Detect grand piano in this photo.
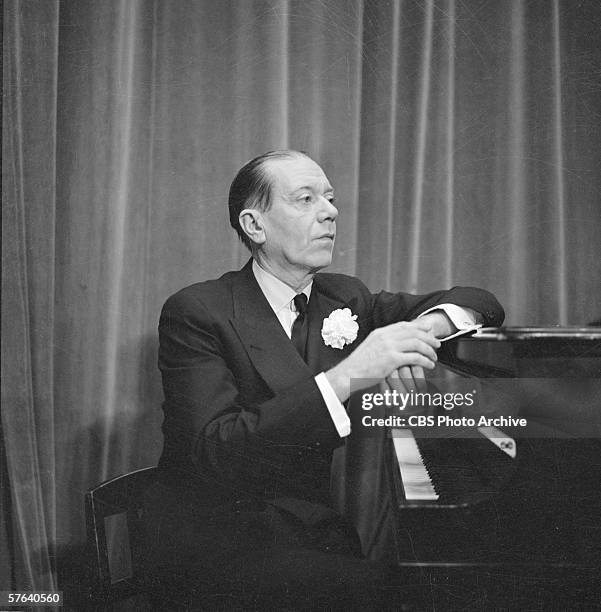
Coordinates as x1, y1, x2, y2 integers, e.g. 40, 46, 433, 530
387, 327, 601, 608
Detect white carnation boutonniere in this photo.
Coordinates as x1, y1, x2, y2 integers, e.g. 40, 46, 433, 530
321, 308, 359, 349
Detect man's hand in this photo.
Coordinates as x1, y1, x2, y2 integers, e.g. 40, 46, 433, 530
324, 320, 440, 403
416, 311, 455, 339
386, 364, 428, 395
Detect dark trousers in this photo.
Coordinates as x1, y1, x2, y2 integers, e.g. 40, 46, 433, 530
142, 482, 411, 611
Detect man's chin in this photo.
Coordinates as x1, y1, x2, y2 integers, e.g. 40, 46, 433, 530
308, 253, 333, 271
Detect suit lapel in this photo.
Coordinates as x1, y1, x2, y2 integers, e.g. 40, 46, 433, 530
230, 261, 312, 394
230, 262, 361, 393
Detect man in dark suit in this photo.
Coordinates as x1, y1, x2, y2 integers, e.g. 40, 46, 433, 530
144, 150, 504, 610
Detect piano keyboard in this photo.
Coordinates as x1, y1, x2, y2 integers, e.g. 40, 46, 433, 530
391, 429, 439, 500
391, 427, 516, 503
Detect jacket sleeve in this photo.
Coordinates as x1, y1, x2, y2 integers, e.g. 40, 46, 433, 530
158, 290, 342, 497
365, 285, 505, 329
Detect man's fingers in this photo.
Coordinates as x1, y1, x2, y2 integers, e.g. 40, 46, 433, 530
397, 339, 438, 363
410, 365, 427, 393
347, 322, 440, 385
385, 370, 410, 396
395, 365, 427, 393
385, 323, 441, 349
397, 366, 416, 392
395, 353, 436, 370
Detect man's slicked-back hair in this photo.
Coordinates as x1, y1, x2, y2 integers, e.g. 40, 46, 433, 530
228, 149, 310, 250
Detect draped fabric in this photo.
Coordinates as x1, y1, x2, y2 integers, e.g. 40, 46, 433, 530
3, 0, 60, 590
3, 0, 601, 591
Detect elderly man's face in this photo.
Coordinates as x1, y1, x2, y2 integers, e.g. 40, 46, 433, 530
259, 156, 338, 276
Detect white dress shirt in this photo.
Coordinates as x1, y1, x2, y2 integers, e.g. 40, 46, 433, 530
252, 260, 480, 438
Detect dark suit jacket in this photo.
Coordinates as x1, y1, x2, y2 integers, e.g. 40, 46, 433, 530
156, 259, 504, 526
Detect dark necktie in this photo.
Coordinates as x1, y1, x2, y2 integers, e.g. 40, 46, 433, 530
291, 293, 309, 360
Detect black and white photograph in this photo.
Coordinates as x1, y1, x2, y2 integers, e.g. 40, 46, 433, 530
3, 0, 601, 609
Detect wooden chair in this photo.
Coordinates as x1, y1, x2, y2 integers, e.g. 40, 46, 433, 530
85, 466, 158, 608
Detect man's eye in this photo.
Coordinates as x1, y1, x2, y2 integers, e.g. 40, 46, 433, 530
327, 196, 336, 204
302, 195, 312, 203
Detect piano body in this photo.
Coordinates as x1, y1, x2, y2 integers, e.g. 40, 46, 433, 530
387, 328, 601, 608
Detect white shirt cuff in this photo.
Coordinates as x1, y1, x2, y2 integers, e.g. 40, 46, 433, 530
418, 303, 482, 341
314, 372, 351, 438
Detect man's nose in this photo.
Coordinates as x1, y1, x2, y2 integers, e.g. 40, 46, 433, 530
317, 196, 338, 222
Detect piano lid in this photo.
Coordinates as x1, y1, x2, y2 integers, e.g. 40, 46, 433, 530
440, 326, 601, 377
475, 326, 601, 342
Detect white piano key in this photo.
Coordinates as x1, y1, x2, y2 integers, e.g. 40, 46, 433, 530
392, 429, 439, 500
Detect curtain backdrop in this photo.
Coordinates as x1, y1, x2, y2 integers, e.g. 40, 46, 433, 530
3, 0, 601, 592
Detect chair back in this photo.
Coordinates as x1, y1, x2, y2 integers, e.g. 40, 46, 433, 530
85, 466, 158, 605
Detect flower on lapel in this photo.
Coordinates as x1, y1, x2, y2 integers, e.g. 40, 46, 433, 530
321, 308, 359, 349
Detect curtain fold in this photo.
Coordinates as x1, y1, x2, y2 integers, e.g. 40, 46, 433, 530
2, 0, 59, 591
3, 0, 601, 590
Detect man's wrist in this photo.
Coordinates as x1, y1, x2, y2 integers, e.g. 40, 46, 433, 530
324, 363, 351, 403
417, 304, 483, 339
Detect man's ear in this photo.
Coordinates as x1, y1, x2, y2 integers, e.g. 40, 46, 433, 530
238, 209, 266, 246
